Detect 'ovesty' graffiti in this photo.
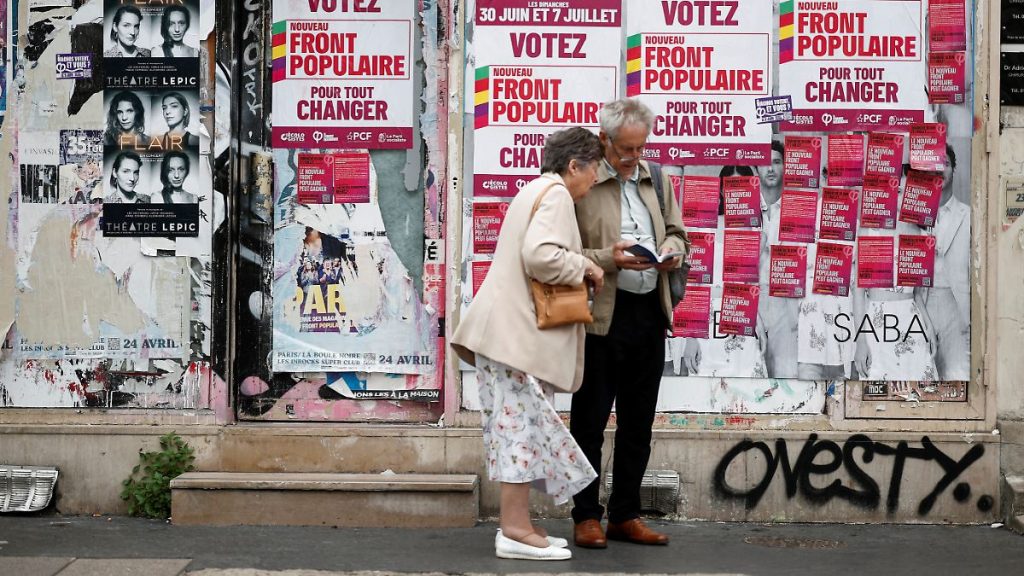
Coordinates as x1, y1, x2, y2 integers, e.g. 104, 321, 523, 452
713, 434, 992, 515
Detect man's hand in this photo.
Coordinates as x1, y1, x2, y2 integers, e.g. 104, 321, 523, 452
654, 250, 681, 272
612, 240, 656, 270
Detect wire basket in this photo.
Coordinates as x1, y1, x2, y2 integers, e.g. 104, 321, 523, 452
0, 466, 59, 513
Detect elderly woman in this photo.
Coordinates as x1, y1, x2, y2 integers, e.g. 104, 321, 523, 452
452, 127, 605, 561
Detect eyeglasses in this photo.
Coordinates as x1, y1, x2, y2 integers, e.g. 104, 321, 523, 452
607, 137, 645, 162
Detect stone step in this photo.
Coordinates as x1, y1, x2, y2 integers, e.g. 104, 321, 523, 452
170, 472, 478, 528
1005, 475, 1024, 534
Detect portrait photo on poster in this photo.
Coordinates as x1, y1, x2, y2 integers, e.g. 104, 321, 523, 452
149, 148, 200, 204
148, 89, 201, 149
103, 89, 152, 147
104, 1, 154, 58
149, 0, 201, 57
103, 148, 151, 204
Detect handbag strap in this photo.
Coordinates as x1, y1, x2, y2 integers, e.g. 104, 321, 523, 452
529, 178, 563, 221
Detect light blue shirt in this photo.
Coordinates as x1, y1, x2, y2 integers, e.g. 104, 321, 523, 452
606, 159, 658, 294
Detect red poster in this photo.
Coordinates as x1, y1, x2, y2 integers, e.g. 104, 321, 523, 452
722, 230, 761, 284
723, 175, 762, 228
472, 201, 509, 255
897, 235, 936, 288
857, 235, 895, 289
826, 134, 865, 187
928, 52, 966, 105
686, 231, 715, 284
778, 189, 819, 243
865, 132, 905, 178
783, 135, 822, 188
818, 187, 859, 241
909, 123, 947, 172
681, 176, 720, 229
861, 174, 900, 229
929, 0, 967, 52
769, 244, 807, 298
332, 152, 371, 203
296, 153, 335, 204
812, 241, 854, 296
900, 170, 943, 227
720, 283, 760, 337
669, 175, 683, 207
471, 260, 492, 296
673, 285, 711, 338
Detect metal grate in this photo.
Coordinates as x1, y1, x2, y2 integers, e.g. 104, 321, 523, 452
0, 466, 59, 513
604, 469, 679, 515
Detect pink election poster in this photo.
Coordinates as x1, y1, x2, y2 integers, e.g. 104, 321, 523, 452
681, 176, 720, 229
297, 154, 336, 204
909, 123, 947, 172
669, 175, 684, 206
296, 152, 371, 204
332, 152, 371, 203
686, 231, 715, 284
471, 260, 492, 296
812, 241, 854, 296
719, 283, 760, 337
783, 135, 822, 189
861, 174, 900, 229
928, 52, 966, 105
826, 134, 865, 187
673, 284, 711, 338
723, 175, 762, 228
818, 187, 859, 241
769, 244, 807, 298
722, 230, 761, 284
778, 189, 819, 243
865, 132, 905, 178
472, 201, 509, 255
929, 0, 966, 52
900, 170, 944, 227
857, 235, 895, 288
897, 235, 936, 287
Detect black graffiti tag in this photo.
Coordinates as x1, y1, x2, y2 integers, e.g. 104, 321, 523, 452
713, 434, 990, 515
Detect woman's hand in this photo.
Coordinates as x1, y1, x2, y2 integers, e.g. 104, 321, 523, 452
585, 262, 605, 294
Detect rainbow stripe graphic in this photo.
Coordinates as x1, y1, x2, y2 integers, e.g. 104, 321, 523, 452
474, 67, 490, 129
779, 0, 794, 64
271, 21, 287, 82
626, 34, 642, 96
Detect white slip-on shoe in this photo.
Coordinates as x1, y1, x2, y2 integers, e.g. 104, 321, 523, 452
496, 529, 568, 549
495, 531, 572, 560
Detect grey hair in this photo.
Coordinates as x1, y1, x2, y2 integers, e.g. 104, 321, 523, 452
599, 98, 654, 139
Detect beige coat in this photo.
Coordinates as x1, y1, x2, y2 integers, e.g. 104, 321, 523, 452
574, 160, 690, 335
451, 173, 591, 392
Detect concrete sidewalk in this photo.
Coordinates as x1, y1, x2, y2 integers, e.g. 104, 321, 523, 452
1, 515, 1022, 576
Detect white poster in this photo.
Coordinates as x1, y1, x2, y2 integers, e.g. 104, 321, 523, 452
271, 0, 415, 149
624, 0, 773, 164
779, 0, 928, 131
472, 0, 623, 196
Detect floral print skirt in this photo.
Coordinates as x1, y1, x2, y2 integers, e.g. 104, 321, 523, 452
475, 354, 596, 505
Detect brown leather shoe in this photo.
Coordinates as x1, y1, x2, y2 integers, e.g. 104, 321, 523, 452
573, 519, 608, 549
606, 518, 669, 545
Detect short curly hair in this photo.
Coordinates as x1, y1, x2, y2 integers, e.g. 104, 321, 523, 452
540, 127, 603, 175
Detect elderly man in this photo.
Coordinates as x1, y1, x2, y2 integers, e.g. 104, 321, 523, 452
570, 98, 690, 549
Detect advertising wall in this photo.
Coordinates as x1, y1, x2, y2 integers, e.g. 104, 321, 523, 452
462, 0, 974, 410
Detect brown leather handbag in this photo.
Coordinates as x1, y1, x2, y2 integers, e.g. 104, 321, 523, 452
528, 182, 593, 330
